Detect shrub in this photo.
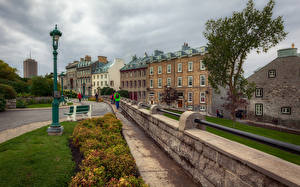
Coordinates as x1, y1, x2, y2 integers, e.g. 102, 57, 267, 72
100, 87, 115, 96
118, 90, 129, 98
16, 99, 27, 108
0, 83, 17, 99
64, 89, 77, 98
0, 95, 6, 112
88, 97, 96, 101
70, 114, 147, 186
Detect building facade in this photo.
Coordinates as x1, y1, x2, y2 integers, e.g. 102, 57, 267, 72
65, 61, 79, 91
247, 45, 300, 129
92, 58, 125, 95
119, 55, 148, 102
146, 43, 212, 112
23, 58, 37, 78
76, 55, 93, 97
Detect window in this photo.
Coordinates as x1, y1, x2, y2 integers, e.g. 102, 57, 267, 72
158, 78, 162, 88
268, 69, 276, 78
281, 107, 291, 115
200, 75, 206, 86
97, 81, 99, 86
177, 77, 182, 87
143, 80, 146, 87
101, 81, 103, 86
93, 82, 95, 86
150, 79, 153, 88
255, 104, 263, 116
130, 81, 132, 88
130, 72, 133, 77
255, 88, 263, 97
158, 92, 163, 101
138, 80, 141, 87
200, 92, 205, 103
200, 105, 206, 112
101, 75, 103, 79
158, 66, 162, 74
167, 64, 171, 73
188, 76, 193, 87
188, 61, 193, 71
200, 60, 205, 70
122, 81, 124, 87
188, 92, 193, 103
97, 75, 99, 79
126, 81, 128, 87
110, 81, 114, 87
150, 67, 154, 75
167, 78, 171, 87
178, 63, 182, 72
105, 74, 107, 78
134, 81, 137, 87
93, 75, 95, 79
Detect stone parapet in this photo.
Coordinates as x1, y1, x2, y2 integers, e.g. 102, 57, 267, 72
119, 100, 300, 187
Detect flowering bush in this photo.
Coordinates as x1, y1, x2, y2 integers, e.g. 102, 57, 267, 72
70, 113, 147, 187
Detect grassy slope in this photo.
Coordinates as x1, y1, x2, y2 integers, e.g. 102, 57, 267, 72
163, 112, 300, 165
0, 121, 77, 187
26, 103, 52, 108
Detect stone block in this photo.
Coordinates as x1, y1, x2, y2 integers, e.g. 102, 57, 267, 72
203, 145, 218, 162
178, 142, 194, 163
202, 160, 225, 187
183, 134, 195, 147
194, 141, 203, 153
234, 162, 265, 187
193, 169, 215, 187
224, 170, 251, 187
179, 111, 205, 131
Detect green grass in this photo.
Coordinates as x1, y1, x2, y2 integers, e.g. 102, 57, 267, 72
26, 103, 52, 108
0, 121, 78, 187
67, 102, 73, 106
163, 110, 300, 165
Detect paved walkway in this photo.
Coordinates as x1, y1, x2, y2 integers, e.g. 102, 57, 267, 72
108, 102, 199, 187
0, 101, 113, 144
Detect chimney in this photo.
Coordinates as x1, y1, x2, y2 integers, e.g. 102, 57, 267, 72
85, 55, 91, 61
182, 42, 190, 51
292, 43, 295, 48
80, 58, 84, 61
98, 56, 107, 63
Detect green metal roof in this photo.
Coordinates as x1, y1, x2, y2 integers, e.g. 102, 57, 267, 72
77, 60, 92, 68
120, 56, 147, 71
277, 48, 298, 58
92, 61, 113, 74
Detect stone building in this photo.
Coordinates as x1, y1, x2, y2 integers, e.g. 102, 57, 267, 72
92, 58, 125, 95
65, 61, 79, 91
146, 43, 212, 112
76, 55, 93, 97
119, 55, 148, 102
247, 45, 300, 129
23, 58, 37, 78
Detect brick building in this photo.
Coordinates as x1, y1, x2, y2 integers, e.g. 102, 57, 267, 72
247, 45, 300, 129
146, 43, 212, 112
119, 55, 147, 102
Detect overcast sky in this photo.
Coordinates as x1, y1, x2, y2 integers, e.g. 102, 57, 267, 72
0, 0, 299, 78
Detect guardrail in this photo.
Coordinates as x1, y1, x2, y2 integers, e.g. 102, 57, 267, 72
121, 98, 300, 155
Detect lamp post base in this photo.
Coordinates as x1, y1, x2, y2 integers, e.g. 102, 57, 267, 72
47, 126, 64, 136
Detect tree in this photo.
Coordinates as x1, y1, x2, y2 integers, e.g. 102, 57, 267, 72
162, 86, 178, 106
203, 0, 287, 120
31, 76, 53, 96
118, 90, 129, 98
0, 60, 18, 80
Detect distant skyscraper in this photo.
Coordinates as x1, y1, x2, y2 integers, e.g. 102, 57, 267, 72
23, 58, 38, 78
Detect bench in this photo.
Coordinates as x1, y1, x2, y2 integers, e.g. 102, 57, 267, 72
64, 105, 92, 121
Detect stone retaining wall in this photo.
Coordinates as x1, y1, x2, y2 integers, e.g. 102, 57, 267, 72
119, 99, 300, 187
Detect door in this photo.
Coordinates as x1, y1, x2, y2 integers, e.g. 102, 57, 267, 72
178, 100, 183, 108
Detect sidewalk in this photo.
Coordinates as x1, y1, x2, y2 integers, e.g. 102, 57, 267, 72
108, 102, 199, 187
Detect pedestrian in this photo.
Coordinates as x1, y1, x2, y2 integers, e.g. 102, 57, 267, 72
78, 93, 82, 102
216, 109, 220, 118
114, 92, 121, 110
95, 92, 98, 102
110, 92, 114, 104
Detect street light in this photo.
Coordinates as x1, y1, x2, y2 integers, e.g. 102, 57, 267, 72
82, 83, 86, 99
47, 24, 63, 135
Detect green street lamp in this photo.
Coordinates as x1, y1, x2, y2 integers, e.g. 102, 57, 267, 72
47, 24, 63, 135
82, 82, 86, 99
59, 72, 66, 104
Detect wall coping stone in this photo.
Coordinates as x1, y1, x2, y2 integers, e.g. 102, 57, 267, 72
185, 128, 300, 187
179, 111, 205, 131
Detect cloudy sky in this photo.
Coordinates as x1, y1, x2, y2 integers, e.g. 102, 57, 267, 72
0, 0, 299, 77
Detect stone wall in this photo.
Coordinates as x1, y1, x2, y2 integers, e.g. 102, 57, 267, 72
119, 100, 300, 187
5, 99, 16, 109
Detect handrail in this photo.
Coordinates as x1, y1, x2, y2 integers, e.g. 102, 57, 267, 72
121, 98, 300, 155
194, 119, 300, 155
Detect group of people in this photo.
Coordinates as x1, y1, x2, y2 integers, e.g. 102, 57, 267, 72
77, 92, 99, 102
110, 91, 121, 109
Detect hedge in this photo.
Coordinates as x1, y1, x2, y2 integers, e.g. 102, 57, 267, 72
70, 114, 147, 186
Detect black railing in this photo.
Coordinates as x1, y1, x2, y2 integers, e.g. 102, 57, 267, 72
120, 99, 300, 155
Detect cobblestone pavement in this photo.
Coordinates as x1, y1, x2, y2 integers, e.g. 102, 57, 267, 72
0, 101, 113, 132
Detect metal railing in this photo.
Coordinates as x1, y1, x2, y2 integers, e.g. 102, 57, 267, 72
119, 98, 300, 155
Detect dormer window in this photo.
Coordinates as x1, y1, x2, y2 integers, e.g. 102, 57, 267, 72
268, 69, 276, 78
281, 107, 291, 115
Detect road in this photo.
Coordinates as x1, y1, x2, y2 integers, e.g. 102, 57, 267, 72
0, 101, 113, 132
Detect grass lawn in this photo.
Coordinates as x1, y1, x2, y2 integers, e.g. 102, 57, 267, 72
0, 121, 77, 187
26, 103, 52, 108
163, 111, 300, 165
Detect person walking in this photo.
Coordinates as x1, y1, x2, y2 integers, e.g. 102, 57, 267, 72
78, 93, 82, 102
95, 92, 99, 102
114, 92, 121, 110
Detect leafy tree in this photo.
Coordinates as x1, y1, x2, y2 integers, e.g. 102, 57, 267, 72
31, 76, 52, 96
0, 95, 6, 112
162, 86, 178, 106
100, 87, 115, 95
0, 60, 18, 80
203, 0, 287, 120
0, 83, 17, 99
118, 90, 129, 98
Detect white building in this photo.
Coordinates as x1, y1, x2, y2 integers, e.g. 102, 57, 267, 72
92, 58, 125, 95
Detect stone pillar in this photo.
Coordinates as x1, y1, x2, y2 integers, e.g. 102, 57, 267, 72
179, 111, 205, 131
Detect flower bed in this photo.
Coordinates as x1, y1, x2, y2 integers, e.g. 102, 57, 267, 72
70, 113, 147, 186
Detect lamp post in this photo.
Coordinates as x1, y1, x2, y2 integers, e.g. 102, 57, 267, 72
82, 83, 86, 99
47, 24, 63, 135
59, 72, 66, 104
